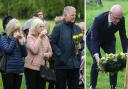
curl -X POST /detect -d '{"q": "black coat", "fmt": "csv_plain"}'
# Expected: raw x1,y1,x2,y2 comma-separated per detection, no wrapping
51,20,84,69
86,11,127,55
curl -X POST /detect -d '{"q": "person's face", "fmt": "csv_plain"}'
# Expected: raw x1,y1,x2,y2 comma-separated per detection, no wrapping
79,22,84,33
37,12,43,19
65,11,76,23
11,28,21,38
12,28,20,34
110,11,122,25
37,24,44,34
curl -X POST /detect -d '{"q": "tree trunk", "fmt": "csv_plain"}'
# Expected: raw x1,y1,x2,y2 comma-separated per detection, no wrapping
86,0,92,4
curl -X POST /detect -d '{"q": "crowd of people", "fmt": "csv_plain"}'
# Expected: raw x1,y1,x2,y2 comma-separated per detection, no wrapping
0,6,85,89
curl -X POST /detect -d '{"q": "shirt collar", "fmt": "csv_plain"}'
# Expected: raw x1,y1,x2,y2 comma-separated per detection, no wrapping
108,14,112,26
108,14,112,23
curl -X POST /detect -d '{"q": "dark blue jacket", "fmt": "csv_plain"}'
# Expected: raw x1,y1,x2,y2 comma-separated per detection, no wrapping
0,33,27,73
86,11,127,55
51,20,84,69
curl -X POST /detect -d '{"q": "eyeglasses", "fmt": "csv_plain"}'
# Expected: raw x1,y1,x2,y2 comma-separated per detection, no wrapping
38,14,43,15
111,13,122,21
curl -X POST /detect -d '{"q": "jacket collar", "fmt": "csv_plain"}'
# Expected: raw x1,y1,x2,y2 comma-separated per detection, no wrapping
63,19,74,26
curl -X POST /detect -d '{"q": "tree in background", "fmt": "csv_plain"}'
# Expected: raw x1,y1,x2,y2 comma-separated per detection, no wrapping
0,0,84,20
86,0,103,7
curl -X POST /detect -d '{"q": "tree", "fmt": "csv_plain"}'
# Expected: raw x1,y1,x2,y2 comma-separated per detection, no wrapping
0,0,84,19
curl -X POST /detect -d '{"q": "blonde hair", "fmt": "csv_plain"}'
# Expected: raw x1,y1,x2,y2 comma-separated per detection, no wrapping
29,18,45,34
5,18,21,36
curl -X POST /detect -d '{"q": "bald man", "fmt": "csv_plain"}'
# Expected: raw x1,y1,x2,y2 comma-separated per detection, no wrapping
86,4,127,89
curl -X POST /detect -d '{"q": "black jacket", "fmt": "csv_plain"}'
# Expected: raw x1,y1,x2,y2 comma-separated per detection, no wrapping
86,11,127,55
51,20,84,69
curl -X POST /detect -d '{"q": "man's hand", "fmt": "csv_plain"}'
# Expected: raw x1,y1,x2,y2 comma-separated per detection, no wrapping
75,43,81,49
125,53,128,56
94,53,100,63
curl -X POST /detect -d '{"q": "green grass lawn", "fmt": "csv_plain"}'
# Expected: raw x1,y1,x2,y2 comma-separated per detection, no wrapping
0,19,55,89
86,0,128,89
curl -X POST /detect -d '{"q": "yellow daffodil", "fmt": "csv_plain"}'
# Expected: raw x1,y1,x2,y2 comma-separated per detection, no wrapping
73,35,77,39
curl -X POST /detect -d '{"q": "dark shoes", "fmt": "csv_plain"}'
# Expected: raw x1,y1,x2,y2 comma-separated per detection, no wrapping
89,85,116,89
89,85,95,89
111,85,116,89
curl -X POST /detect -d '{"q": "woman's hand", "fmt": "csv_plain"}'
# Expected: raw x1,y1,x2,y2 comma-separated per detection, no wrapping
13,31,21,39
39,29,47,38
13,31,25,45
18,36,26,45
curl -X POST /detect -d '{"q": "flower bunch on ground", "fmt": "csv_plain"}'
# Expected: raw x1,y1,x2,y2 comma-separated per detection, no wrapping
98,52,127,72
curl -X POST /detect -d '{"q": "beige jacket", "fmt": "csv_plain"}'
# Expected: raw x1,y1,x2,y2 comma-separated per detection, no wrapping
24,33,52,71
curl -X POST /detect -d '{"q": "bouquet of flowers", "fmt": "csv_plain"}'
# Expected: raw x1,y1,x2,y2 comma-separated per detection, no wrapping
72,33,83,55
98,52,127,72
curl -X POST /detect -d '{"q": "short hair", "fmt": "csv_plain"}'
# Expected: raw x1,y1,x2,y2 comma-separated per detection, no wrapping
32,10,43,17
29,18,45,33
6,18,21,36
63,6,76,16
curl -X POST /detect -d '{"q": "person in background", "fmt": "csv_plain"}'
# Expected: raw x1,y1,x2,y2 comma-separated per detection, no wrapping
22,10,44,37
22,10,50,89
24,18,52,89
54,16,64,24
22,10,50,37
51,6,84,89
86,4,127,89
79,49,85,89
78,22,84,34
47,15,64,89
22,11,40,89
0,17,27,89
78,21,85,89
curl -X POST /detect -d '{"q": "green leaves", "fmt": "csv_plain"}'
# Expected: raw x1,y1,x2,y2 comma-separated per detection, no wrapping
98,52,127,73
0,0,84,19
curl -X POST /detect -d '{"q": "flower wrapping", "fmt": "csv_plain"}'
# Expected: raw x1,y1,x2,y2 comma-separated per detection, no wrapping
72,33,83,55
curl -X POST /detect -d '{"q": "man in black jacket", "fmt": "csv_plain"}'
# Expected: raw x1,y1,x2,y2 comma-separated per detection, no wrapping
86,4,127,89
51,6,84,89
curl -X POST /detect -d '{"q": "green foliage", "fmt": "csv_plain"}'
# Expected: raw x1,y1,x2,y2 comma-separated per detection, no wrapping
0,0,84,19
42,0,64,19
98,53,127,72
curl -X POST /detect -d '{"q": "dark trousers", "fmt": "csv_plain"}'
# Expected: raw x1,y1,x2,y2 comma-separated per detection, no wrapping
86,37,117,88
42,80,46,89
55,69,79,89
48,59,55,89
48,81,55,89
1,73,22,89
24,68,43,89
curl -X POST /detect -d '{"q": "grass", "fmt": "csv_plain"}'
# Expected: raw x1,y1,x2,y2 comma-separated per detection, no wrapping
86,0,128,89
0,19,55,89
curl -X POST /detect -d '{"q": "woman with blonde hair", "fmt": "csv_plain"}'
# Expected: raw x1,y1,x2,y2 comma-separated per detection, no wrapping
0,16,27,89
24,18,52,89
